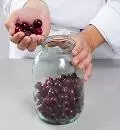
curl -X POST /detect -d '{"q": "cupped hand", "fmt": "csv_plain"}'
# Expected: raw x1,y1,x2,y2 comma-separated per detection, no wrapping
5,3,51,51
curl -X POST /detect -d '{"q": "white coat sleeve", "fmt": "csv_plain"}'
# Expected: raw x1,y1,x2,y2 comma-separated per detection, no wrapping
90,0,120,55
1,0,28,17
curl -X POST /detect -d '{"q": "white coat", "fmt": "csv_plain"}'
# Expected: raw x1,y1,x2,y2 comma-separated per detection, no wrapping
1,0,120,59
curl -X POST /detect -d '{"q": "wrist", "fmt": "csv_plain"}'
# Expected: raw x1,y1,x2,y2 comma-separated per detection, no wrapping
81,25,105,52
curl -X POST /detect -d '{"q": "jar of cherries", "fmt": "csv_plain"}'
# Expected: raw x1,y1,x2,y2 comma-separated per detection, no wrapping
32,35,84,125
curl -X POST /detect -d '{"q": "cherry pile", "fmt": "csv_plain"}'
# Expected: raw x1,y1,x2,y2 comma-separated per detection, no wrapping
15,19,42,36
34,73,84,124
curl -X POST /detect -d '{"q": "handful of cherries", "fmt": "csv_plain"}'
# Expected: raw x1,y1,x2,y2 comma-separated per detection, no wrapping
15,19,43,36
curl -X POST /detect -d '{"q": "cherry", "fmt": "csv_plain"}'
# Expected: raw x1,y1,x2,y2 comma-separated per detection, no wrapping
33,19,42,28
20,22,29,30
37,104,43,112
47,106,53,114
15,26,23,33
64,101,70,107
60,113,66,120
59,94,64,100
64,94,69,99
65,107,71,114
28,25,34,32
50,113,56,120
36,82,42,89
34,28,42,35
56,104,61,109
15,19,43,36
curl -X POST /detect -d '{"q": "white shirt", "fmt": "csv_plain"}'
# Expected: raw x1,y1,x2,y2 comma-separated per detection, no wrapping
2,0,120,59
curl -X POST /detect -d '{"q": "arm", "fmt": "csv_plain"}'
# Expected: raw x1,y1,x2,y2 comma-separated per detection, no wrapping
72,0,120,81
89,0,120,54
4,0,51,51
80,25,105,52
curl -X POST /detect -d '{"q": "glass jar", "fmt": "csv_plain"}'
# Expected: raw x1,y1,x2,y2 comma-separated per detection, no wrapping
32,35,84,125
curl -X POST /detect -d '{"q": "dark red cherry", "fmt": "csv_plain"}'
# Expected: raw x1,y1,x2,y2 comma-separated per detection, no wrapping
33,19,42,28
28,25,34,33
20,22,29,30
34,28,42,35
15,26,23,33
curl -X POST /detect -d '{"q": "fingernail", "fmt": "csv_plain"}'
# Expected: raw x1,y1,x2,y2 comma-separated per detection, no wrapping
37,39,42,45
32,37,36,43
22,33,25,37
9,28,13,35
84,76,88,82
29,49,35,52
80,65,84,70
73,59,78,65
85,77,89,81
72,50,77,56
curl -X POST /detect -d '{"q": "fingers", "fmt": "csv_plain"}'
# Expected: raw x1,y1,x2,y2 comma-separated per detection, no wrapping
37,35,45,45
36,15,51,44
72,50,88,66
17,36,31,50
77,54,92,81
72,44,83,56
36,23,50,45
72,49,92,81
12,34,38,51
84,63,92,82
11,33,38,51
27,34,38,52
42,16,51,37
10,32,25,43
10,30,43,52
78,54,92,69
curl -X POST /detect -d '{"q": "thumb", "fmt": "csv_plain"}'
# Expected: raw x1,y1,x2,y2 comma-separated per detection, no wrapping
41,18,51,39
5,15,17,36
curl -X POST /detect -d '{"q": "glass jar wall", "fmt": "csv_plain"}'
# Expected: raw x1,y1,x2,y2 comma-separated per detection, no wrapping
32,35,84,125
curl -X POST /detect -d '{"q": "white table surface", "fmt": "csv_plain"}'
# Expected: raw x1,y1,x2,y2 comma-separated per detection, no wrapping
0,59,120,130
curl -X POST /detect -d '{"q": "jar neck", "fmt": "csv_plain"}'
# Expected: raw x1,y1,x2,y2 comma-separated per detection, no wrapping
41,35,76,53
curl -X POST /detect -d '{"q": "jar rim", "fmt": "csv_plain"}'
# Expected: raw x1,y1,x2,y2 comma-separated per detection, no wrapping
41,35,76,52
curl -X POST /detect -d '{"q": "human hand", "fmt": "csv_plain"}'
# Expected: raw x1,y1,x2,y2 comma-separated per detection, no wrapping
42,34,92,81
71,34,92,82
71,25,105,82
5,1,51,51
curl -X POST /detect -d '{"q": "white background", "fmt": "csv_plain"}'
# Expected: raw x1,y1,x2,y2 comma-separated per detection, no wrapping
0,8,9,58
